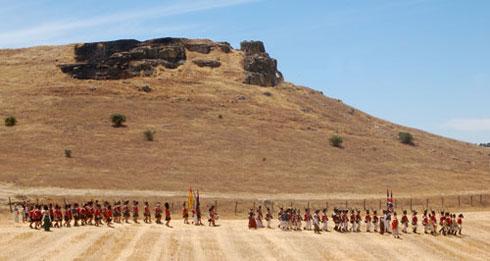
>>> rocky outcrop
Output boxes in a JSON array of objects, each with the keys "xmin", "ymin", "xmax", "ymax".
[
  {"xmin": 59, "ymin": 38, "xmax": 232, "ymax": 80},
  {"xmin": 192, "ymin": 59, "xmax": 221, "ymax": 68},
  {"xmin": 240, "ymin": 41, "xmax": 282, "ymax": 87}
]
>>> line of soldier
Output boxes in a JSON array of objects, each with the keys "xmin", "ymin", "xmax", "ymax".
[
  {"xmin": 249, "ymin": 206, "xmax": 464, "ymax": 238},
  {"xmin": 13, "ymin": 200, "xmax": 219, "ymax": 231}
]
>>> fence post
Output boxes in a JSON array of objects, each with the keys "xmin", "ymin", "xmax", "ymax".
[
  {"xmin": 470, "ymin": 196, "xmax": 473, "ymax": 206},
  {"xmin": 458, "ymin": 196, "xmax": 461, "ymax": 207},
  {"xmin": 379, "ymin": 200, "xmax": 381, "ymax": 210},
  {"xmin": 290, "ymin": 201, "xmax": 293, "ymax": 207},
  {"xmin": 215, "ymin": 200, "xmax": 218, "ymax": 211},
  {"xmin": 253, "ymin": 201, "xmax": 256, "ymax": 209},
  {"xmin": 426, "ymin": 199, "xmax": 429, "ymax": 209},
  {"xmin": 8, "ymin": 197, "xmax": 13, "ymax": 213},
  {"xmin": 410, "ymin": 198, "xmax": 413, "ymax": 211},
  {"xmin": 235, "ymin": 201, "xmax": 238, "ymax": 216},
  {"xmin": 363, "ymin": 199, "xmax": 366, "ymax": 210},
  {"xmin": 480, "ymin": 194, "xmax": 482, "ymax": 205},
  {"xmin": 307, "ymin": 201, "xmax": 310, "ymax": 209},
  {"xmin": 345, "ymin": 200, "xmax": 348, "ymax": 209}
]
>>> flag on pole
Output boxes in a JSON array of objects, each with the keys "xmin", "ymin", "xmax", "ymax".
[{"xmin": 188, "ymin": 187, "xmax": 194, "ymax": 210}]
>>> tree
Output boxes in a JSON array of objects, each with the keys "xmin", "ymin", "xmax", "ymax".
[
  {"xmin": 144, "ymin": 129, "xmax": 155, "ymax": 141},
  {"xmin": 329, "ymin": 134, "xmax": 343, "ymax": 148},
  {"xmin": 4, "ymin": 116, "xmax": 17, "ymax": 127},
  {"xmin": 111, "ymin": 113, "xmax": 126, "ymax": 127},
  {"xmin": 399, "ymin": 132, "xmax": 414, "ymax": 145}
]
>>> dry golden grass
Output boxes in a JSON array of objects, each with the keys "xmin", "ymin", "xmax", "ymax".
[
  {"xmin": 0, "ymin": 211, "xmax": 489, "ymax": 261},
  {"xmin": 0, "ymin": 42, "xmax": 489, "ymax": 199}
]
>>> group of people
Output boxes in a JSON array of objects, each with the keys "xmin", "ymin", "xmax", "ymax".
[
  {"xmin": 248, "ymin": 206, "xmax": 464, "ymax": 238},
  {"xmin": 13, "ymin": 199, "xmax": 219, "ymax": 232}
]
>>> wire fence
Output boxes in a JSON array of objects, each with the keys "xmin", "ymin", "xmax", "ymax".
[{"xmin": 6, "ymin": 193, "xmax": 489, "ymax": 218}]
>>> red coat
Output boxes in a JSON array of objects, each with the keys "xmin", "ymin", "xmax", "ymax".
[
  {"xmin": 412, "ymin": 215, "xmax": 418, "ymax": 225},
  {"xmin": 391, "ymin": 218, "xmax": 399, "ymax": 229}
]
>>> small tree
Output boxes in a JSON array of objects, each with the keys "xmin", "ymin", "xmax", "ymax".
[
  {"xmin": 399, "ymin": 132, "xmax": 414, "ymax": 145},
  {"xmin": 329, "ymin": 134, "xmax": 343, "ymax": 148},
  {"xmin": 64, "ymin": 149, "xmax": 72, "ymax": 158},
  {"xmin": 111, "ymin": 113, "xmax": 126, "ymax": 127},
  {"xmin": 4, "ymin": 116, "xmax": 17, "ymax": 127},
  {"xmin": 144, "ymin": 129, "xmax": 155, "ymax": 141}
]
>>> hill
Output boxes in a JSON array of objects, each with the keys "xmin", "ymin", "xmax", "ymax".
[{"xmin": 0, "ymin": 37, "xmax": 489, "ymax": 199}]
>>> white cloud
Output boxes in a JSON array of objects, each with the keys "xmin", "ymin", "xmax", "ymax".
[
  {"xmin": 443, "ymin": 118, "xmax": 490, "ymax": 131},
  {"xmin": 0, "ymin": 0, "xmax": 259, "ymax": 47}
]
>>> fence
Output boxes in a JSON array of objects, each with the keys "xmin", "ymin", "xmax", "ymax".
[{"xmin": 6, "ymin": 193, "xmax": 489, "ymax": 218}]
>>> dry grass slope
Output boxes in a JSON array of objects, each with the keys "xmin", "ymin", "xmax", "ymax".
[{"xmin": 0, "ymin": 41, "xmax": 489, "ymax": 198}]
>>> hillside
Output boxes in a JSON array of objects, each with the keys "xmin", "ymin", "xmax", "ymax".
[{"xmin": 0, "ymin": 38, "xmax": 489, "ymax": 198}]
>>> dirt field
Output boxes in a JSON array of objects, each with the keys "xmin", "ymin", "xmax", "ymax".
[{"xmin": 0, "ymin": 211, "xmax": 489, "ymax": 261}]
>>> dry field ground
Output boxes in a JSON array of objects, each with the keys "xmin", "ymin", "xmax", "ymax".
[{"xmin": 0, "ymin": 211, "xmax": 489, "ymax": 261}]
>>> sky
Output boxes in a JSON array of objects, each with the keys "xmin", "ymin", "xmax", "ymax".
[{"xmin": 1, "ymin": 0, "xmax": 489, "ymax": 143}]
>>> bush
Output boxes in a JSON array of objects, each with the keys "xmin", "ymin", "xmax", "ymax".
[
  {"xmin": 399, "ymin": 132, "xmax": 414, "ymax": 145},
  {"xmin": 263, "ymin": 91, "xmax": 272, "ymax": 97},
  {"xmin": 111, "ymin": 113, "xmax": 126, "ymax": 127},
  {"xmin": 64, "ymin": 149, "xmax": 72, "ymax": 158},
  {"xmin": 144, "ymin": 129, "xmax": 155, "ymax": 141},
  {"xmin": 329, "ymin": 134, "xmax": 343, "ymax": 148},
  {"xmin": 4, "ymin": 116, "xmax": 17, "ymax": 127}
]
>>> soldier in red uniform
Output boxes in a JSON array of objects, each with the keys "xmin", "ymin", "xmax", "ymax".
[
  {"xmin": 457, "ymin": 213, "xmax": 464, "ymax": 235},
  {"xmin": 391, "ymin": 212, "xmax": 400, "ymax": 239},
  {"xmin": 422, "ymin": 209, "xmax": 429, "ymax": 234},
  {"xmin": 355, "ymin": 210, "xmax": 362, "ymax": 232},
  {"xmin": 53, "ymin": 205, "xmax": 63, "ymax": 228},
  {"xmin": 143, "ymin": 202, "xmax": 151, "ymax": 224},
  {"xmin": 411, "ymin": 211, "xmax": 418, "ymax": 234},
  {"xmin": 94, "ymin": 204, "xmax": 102, "ymax": 227},
  {"xmin": 430, "ymin": 210, "xmax": 438, "ymax": 236},
  {"xmin": 372, "ymin": 210, "xmax": 379, "ymax": 232},
  {"xmin": 349, "ymin": 210, "xmax": 356, "ymax": 232},
  {"xmin": 248, "ymin": 208, "xmax": 257, "ymax": 229},
  {"xmin": 113, "ymin": 201, "xmax": 121, "ymax": 224},
  {"xmin": 401, "ymin": 210, "xmax": 409, "ymax": 233},
  {"xmin": 132, "ymin": 201, "xmax": 139, "ymax": 224},
  {"xmin": 122, "ymin": 201, "xmax": 130, "ymax": 224},
  {"xmin": 182, "ymin": 202, "xmax": 189, "ymax": 224},
  {"xmin": 164, "ymin": 202, "xmax": 172, "ymax": 227},
  {"xmin": 155, "ymin": 203, "xmax": 163, "ymax": 224},
  {"xmin": 365, "ymin": 210, "xmax": 372, "ymax": 232},
  {"xmin": 321, "ymin": 209, "xmax": 329, "ymax": 232},
  {"xmin": 64, "ymin": 204, "xmax": 72, "ymax": 227},
  {"xmin": 104, "ymin": 205, "xmax": 113, "ymax": 227}
]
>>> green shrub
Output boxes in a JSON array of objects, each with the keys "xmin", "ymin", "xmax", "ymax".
[
  {"xmin": 399, "ymin": 132, "xmax": 414, "ymax": 145},
  {"xmin": 64, "ymin": 149, "xmax": 72, "ymax": 158},
  {"xmin": 4, "ymin": 116, "xmax": 17, "ymax": 127},
  {"xmin": 144, "ymin": 129, "xmax": 155, "ymax": 141},
  {"xmin": 329, "ymin": 134, "xmax": 343, "ymax": 148},
  {"xmin": 111, "ymin": 113, "xmax": 126, "ymax": 127}
]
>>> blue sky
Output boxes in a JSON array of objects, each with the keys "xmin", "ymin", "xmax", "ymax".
[{"xmin": 1, "ymin": 0, "xmax": 489, "ymax": 143}]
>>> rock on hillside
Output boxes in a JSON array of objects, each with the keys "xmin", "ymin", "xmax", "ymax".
[{"xmin": 59, "ymin": 38, "xmax": 282, "ymax": 87}]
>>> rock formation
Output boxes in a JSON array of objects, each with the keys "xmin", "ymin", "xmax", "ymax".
[
  {"xmin": 240, "ymin": 41, "xmax": 283, "ymax": 87},
  {"xmin": 59, "ymin": 38, "xmax": 230, "ymax": 80},
  {"xmin": 59, "ymin": 37, "xmax": 282, "ymax": 87},
  {"xmin": 192, "ymin": 59, "xmax": 221, "ymax": 68}
]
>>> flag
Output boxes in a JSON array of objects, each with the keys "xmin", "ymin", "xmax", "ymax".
[{"xmin": 187, "ymin": 187, "xmax": 194, "ymax": 210}]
